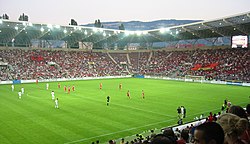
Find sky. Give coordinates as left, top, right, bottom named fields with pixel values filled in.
left=0, top=0, right=250, bottom=26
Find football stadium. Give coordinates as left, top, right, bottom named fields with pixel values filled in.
left=0, top=6, right=250, bottom=144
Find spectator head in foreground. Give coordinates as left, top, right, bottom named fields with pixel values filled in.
left=228, top=105, right=249, bottom=121
left=150, top=134, right=176, bottom=144
left=194, top=122, right=224, bottom=144
left=217, top=113, right=249, bottom=144
left=245, top=104, right=250, bottom=116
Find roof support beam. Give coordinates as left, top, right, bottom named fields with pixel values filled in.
left=202, top=23, right=227, bottom=37
left=223, top=19, right=248, bottom=35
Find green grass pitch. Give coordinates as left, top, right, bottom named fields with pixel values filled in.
left=0, top=78, right=249, bottom=144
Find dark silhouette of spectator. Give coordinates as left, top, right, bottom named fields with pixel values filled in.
left=177, top=130, right=189, bottom=144
left=246, top=104, right=250, bottom=117
left=194, top=122, right=224, bottom=144
left=163, top=128, right=177, bottom=143
left=228, top=105, right=249, bottom=121
left=150, top=134, right=176, bottom=144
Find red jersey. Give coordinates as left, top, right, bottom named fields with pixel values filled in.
left=58, top=83, right=61, bottom=88
left=64, top=86, right=67, bottom=91
left=100, top=83, right=102, bottom=89
left=119, top=84, right=122, bottom=89
left=68, top=86, right=71, bottom=93
left=142, top=91, right=145, bottom=98
left=127, top=91, right=130, bottom=97
left=72, top=86, right=75, bottom=91
left=36, top=79, right=38, bottom=84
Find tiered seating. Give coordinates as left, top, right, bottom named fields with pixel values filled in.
left=0, top=48, right=249, bottom=82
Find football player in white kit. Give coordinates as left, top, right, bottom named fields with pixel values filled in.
left=51, top=91, right=55, bottom=100
left=21, top=87, right=24, bottom=94
left=55, top=98, right=59, bottom=109
left=18, top=91, right=22, bottom=99
left=46, top=83, right=49, bottom=90
left=11, top=84, right=14, bottom=91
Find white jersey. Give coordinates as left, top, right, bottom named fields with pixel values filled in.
left=181, top=107, right=184, bottom=114
left=51, top=92, right=55, bottom=100
left=55, top=99, right=59, bottom=108
left=46, top=83, right=49, bottom=90
left=21, top=88, right=24, bottom=94
left=18, top=92, right=22, bottom=99
left=11, top=85, right=14, bottom=91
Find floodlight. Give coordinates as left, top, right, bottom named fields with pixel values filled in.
left=136, top=31, right=142, bottom=36
left=125, top=31, right=130, bottom=35
left=93, top=28, right=98, bottom=33
left=15, top=26, right=18, bottom=30
left=40, top=27, right=44, bottom=32
left=55, top=25, right=60, bottom=29
left=160, top=28, right=170, bottom=33
left=22, top=22, right=26, bottom=26
left=12, top=38, right=15, bottom=42
left=160, top=28, right=165, bottom=33
left=63, top=29, right=67, bottom=33
left=176, top=31, right=179, bottom=34
left=99, top=28, right=104, bottom=32
left=48, top=29, right=51, bottom=32
left=103, top=32, right=106, bottom=37
left=28, top=22, right=33, bottom=26
left=84, top=30, right=87, bottom=35
left=108, top=34, right=111, bottom=36
left=0, top=19, right=2, bottom=24
left=47, top=24, right=53, bottom=29
left=143, top=31, right=148, bottom=35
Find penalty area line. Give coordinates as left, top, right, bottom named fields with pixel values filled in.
left=63, top=118, right=176, bottom=144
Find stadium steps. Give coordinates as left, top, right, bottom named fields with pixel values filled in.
left=159, top=52, right=172, bottom=66
left=146, top=51, right=153, bottom=66
left=126, top=53, right=131, bottom=65
left=106, top=52, right=117, bottom=64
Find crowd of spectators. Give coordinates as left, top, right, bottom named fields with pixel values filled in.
left=104, top=104, right=249, bottom=144
left=139, top=48, right=250, bottom=82
left=0, top=48, right=249, bottom=144
left=0, top=48, right=249, bottom=82
left=0, top=49, right=129, bottom=80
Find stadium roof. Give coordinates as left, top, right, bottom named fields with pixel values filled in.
left=0, top=11, right=250, bottom=47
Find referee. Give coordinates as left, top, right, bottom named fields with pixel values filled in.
left=107, top=96, right=110, bottom=106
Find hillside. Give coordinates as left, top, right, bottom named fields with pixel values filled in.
left=82, top=19, right=202, bottom=30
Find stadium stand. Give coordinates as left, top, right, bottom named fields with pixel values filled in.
left=0, top=48, right=249, bottom=82
left=0, top=12, right=250, bottom=144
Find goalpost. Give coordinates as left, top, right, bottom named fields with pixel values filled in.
left=184, top=75, right=205, bottom=83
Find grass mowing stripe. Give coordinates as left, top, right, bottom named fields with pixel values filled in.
left=0, top=78, right=249, bottom=144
